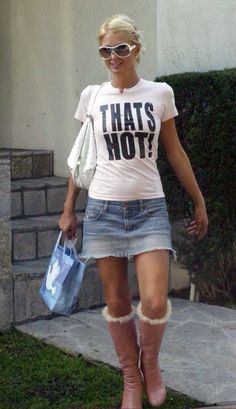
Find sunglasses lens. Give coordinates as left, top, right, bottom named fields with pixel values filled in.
left=115, top=44, right=130, bottom=57
left=99, top=44, right=131, bottom=59
left=99, top=47, right=111, bottom=59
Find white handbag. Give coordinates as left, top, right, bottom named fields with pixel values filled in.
left=67, top=85, right=101, bottom=189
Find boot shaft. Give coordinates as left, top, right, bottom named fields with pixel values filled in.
left=102, top=305, right=143, bottom=409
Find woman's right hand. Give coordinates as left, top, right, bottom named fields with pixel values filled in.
left=58, top=210, right=77, bottom=240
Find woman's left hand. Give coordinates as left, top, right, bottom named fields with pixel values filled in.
left=186, top=204, right=208, bottom=240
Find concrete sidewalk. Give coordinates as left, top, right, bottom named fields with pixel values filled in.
left=16, top=298, right=236, bottom=406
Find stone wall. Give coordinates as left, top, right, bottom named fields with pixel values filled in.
left=0, top=155, right=12, bottom=330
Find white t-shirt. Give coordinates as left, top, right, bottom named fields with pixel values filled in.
left=74, top=79, right=178, bottom=200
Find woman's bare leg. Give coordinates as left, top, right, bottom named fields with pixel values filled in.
left=96, top=256, right=131, bottom=316
left=97, top=256, right=143, bottom=409
left=135, top=250, right=172, bottom=407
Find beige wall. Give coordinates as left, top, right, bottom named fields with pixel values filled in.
left=156, top=0, right=236, bottom=76
left=0, top=0, right=157, bottom=175
left=0, top=0, right=235, bottom=175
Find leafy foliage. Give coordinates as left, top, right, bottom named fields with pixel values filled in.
left=155, top=68, right=236, bottom=300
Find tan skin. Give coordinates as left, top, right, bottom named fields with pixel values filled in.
left=59, top=31, right=208, bottom=320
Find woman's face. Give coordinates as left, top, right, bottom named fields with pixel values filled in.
left=99, top=31, right=139, bottom=76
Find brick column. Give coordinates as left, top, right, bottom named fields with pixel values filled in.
left=0, top=156, right=13, bottom=330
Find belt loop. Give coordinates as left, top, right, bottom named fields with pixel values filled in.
left=103, top=200, right=108, bottom=211
left=140, top=199, right=144, bottom=212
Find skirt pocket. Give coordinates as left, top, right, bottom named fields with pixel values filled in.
left=84, top=205, right=103, bottom=221
left=145, top=199, right=167, bottom=218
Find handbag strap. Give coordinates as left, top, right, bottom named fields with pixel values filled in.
left=86, top=84, right=103, bottom=117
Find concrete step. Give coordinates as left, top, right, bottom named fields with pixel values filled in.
left=12, top=258, right=138, bottom=324
left=12, top=258, right=49, bottom=322
left=11, top=176, right=87, bottom=219
left=0, top=148, right=54, bottom=180
left=12, top=212, right=84, bottom=262
left=15, top=299, right=236, bottom=405
left=11, top=176, right=67, bottom=218
left=12, top=257, right=103, bottom=324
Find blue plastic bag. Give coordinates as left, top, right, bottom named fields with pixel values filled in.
left=39, top=231, right=86, bottom=315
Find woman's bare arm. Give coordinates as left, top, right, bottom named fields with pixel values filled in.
left=58, top=176, right=80, bottom=239
left=159, top=118, right=208, bottom=239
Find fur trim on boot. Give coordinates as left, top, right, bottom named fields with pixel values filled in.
left=136, top=299, right=172, bottom=325
left=102, top=305, right=136, bottom=323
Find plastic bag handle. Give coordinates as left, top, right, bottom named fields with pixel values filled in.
left=54, top=231, right=77, bottom=261
left=55, top=232, right=88, bottom=264
left=54, top=231, right=63, bottom=252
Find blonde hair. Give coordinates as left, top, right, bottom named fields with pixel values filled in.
left=98, top=14, right=145, bottom=63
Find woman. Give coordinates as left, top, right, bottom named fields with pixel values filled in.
left=59, top=15, right=208, bottom=409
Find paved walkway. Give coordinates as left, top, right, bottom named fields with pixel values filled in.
left=16, top=298, right=236, bottom=406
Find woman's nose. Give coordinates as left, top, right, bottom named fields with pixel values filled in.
left=110, top=51, right=119, bottom=60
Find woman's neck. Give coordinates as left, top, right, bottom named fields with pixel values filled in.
left=111, top=72, right=140, bottom=91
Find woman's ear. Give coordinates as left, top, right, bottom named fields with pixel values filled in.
left=135, top=44, right=141, bottom=54
left=134, top=45, right=141, bottom=62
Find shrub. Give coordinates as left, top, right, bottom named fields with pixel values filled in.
left=155, top=68, right=236, bottom=301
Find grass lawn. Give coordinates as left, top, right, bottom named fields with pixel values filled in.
left=0, top=328, right=205, bottom=409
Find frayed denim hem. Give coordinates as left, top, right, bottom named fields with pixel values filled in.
left=79, top=247, right=177, bottom=262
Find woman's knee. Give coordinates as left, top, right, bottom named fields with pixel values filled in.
left=141, top=296, right=168, bottom=319
left=106, top=292, right=132, bottom=318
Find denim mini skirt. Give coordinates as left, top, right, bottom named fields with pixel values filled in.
left=80, top=196, right=175, bottom=260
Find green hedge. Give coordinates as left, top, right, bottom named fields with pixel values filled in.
left=155, top=68, right=236, bottom=301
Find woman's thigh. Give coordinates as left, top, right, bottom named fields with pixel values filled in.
left=134, top=250, right=169, bottom=319
left=96, top=256, right=132, bottom=316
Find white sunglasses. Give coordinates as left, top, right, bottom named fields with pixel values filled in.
left=99, top=43, right=136, bottom=60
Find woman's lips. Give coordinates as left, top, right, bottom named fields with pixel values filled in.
left=110, top=62, right=122, bottom=69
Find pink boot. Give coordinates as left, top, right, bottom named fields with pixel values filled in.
left=102, top=306, right=143, bottom=409
left=137, top=299, right=172, bottom=407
